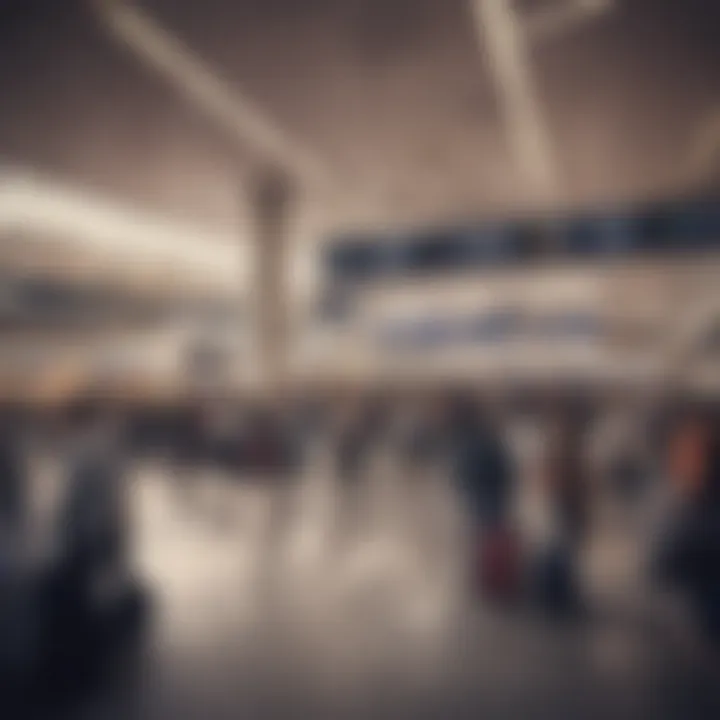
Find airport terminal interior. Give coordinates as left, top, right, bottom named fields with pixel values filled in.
left=0, top=1, right=719, bottom=718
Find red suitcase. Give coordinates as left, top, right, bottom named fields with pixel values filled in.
left=476, top=526, right=522, bottom=602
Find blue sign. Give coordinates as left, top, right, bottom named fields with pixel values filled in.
left=376, top=310, right=604, bottom=353
left=326, top=198, right=720, bottom=284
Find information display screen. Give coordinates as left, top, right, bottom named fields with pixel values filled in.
left=325, top=199, right=720, bottom=283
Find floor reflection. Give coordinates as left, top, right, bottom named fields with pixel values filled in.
left=67, top=450, right=720, bottom=720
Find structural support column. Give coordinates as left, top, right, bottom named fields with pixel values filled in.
left=248, top=169, right=294, bottom=392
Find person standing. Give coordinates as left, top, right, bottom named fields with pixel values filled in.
left=452, top=399, right=514, bottom=530
left=534, top=404, right=592, bottom=616
left=0, top=405, right=30, bottom=695
left=56, top=402, right=130, bottom=602
left=38, top=400, right=132, bottom=692
left=334, top=398, right=376, bottom=547
left=450, top=397, right=517, bottom=602
left=0, top=405, right=27, bottom=531
left=654, top=404, right=720, bottom=644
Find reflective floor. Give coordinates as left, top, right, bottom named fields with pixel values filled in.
left=49, top=448, right=720, bottom=720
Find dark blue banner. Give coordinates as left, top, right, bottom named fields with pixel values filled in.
left=325, top=198, right=720, bottom=284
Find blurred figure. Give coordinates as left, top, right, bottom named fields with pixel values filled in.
left=450, top=396, right=518, bottom=602
left=654, top=404, right=720, bottom=644
left=0, top=405, right=30, bottom=696
left=56, top=400, right=130, bottom=598
left=395, top=397, right=443, bottom=472
left=280, top=395, right=323, bottom=476
left=533, top=403, right=592, bottom=617
left=334, top=396, right=378, bottom=543
left=289, top=395, right=327, bottom=461
left=205, top=401, right=241, bottom=473
left=593, top=402, right=651, bottom=509
left=248, top=403, right=299, bottom=598
left=548, top=409, right=592, bottom=546
left=451, top=397, right=514, bottom=529
left=0, top=405, right=27, bottom=532
left=246, top=404, right=292, bottom=476
left=391, top=396, right=448, bottom=560
left=218, top=407, right=249, bottom=478
left=172, top=403, right=208, bottom=506
left=39, top=401, right=136, bottom=686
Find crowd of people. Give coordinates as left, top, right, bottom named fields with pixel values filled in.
left=142, top=391, right=720, bottom=634
left=0, top=390, right=718, bottom=707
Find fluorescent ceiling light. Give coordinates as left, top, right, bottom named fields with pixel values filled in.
left=0, top=167, right=245, bottom=288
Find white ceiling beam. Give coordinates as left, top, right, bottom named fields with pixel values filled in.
left=90, top=0, right=329, bottom=188
left=468, top=0, right=616, bottom=200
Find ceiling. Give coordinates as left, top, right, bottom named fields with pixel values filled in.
left=0, top=0, right=717, bottom=236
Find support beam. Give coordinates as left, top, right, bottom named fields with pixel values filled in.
left=89, top=0, right=328, bottom=393
left=89, top=0, right=328, bottom=189
left=468, top=0, right=616, bottom=201
left=469, top=0, right=560, bottom=198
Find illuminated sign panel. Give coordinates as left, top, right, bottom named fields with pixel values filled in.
left=304, top=198, right=720, bottom=385
left=375, top=309, right=602, bottom=353
left=325, top=199, right=720, bottom=284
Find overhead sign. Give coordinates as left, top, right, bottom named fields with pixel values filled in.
left=375, top=309, right=603, bottom=352
left=298, top=256, right=720, bottom=386
left=324, top=198, right=720, bottom=285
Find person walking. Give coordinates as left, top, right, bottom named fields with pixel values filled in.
left=450, top=397, right=517, bottom=603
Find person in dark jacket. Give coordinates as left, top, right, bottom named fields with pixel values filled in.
left=36, top=401, right=130, bottom=691
left=655, top=405, right=720, bottom=644
left=451, top=398, right=513, bottom=530
left=533, top=403, right=593, bottom=615
left=332, top=399, right=378, bottom=546
left=546, top=412, right=592, bottom=546
left=0, top=405, right=26, bottom=530
left=449, top=396, right=517, bottom=601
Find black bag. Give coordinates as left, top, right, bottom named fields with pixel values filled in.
left=533, top=540, right=578, bottom=615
